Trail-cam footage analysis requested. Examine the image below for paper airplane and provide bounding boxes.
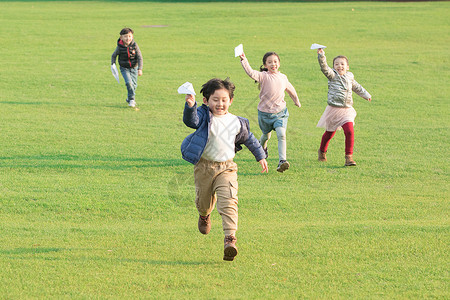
[234,44,244,57]
[310,43,327,50]
[177,82,196,95]
[111,63,120,84]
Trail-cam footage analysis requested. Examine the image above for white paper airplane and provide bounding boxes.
[310,43,327,50]
[111,63,120,84]
[177,82,196,95]
[234,44,244,57]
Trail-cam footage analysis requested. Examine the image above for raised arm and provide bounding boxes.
[240,53,263,82]
[317,49,335,80]
[183,94,201,129]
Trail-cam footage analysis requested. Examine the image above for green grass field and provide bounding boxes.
[1,1,449,298]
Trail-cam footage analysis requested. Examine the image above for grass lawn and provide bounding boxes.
[0,1,448,298]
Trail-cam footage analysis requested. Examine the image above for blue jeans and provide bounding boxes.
[120,66,138,100]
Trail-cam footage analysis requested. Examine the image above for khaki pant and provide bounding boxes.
[194,157,238,236]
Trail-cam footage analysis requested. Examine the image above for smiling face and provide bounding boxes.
[203,88,233,116]
[264,54,280,74]
[120,32,133,46]
[333,57,349,75]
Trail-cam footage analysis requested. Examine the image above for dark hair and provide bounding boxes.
[120,28,134,35]
[259,51,280,72]
[200,78,235,100]
[333,55,349,65]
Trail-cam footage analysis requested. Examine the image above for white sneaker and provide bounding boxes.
[128,100,136,108]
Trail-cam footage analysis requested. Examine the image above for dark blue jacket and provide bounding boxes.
[181,103,265,165]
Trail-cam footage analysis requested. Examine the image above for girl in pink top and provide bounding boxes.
[239,52,301,172]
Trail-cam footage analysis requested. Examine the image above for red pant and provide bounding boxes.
[319,122,354,155]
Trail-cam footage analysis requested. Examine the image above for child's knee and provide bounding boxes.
[216,180,238,202]
[262,132,271,139]
[195,194,215,216]
[275,127,286,140]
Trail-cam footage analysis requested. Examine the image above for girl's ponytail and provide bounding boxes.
[256,65,268,89]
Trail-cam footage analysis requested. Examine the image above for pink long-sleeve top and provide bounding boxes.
[241,58,300,114]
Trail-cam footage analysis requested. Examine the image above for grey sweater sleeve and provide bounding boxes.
[352,79,372,100]
[318,53,335,80]
[135,43,143,70]
[111,47,119,65]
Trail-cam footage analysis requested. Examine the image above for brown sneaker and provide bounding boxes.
[198,214,211,235]
[276,160,290,173]
[345,155,356,166]
[223,235,238,261]
[318,149,327,162]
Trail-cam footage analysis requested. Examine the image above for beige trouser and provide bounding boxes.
[194,157,238,236]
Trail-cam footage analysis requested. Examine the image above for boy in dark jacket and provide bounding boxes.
[111,28,143,108]
[181,78,268,261]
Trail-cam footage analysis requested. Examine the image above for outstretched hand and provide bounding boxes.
[317,48,324,55]
[185,94,196,107]
[259,159,268,173]
[239,52,246,61]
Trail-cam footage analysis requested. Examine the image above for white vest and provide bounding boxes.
[202,113,241,162]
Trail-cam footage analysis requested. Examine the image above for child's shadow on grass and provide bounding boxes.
[322,165,347,170]
[0,247,62,255]
[0,154,186,170]
[0,248,215,266]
